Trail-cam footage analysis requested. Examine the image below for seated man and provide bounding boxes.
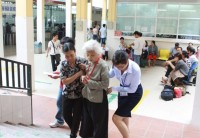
[184,47,198,83]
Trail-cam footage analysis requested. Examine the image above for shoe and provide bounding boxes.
[49,121,64,128]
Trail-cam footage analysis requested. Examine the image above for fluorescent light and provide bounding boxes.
[157,9,167,12]
[180,10,196,12]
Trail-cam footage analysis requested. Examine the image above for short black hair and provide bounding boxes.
[103,24,106,27]
[133,31,140,36]
[188,47,196,54]
[174,52,182,60]
[62,42,76,53]
[152,40,155,45]
[175,42,179,46]
[182,50,189,58]
[112,50,129,65]
[52,32,58,37]
[120,37,124,40]
[60,37,75,45]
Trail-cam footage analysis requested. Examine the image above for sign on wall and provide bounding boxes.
[2,3,16,14]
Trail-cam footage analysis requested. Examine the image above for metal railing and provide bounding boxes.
[0,57,33,124]
[0,57,32,96]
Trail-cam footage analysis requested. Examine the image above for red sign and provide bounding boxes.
[115,31,122,36]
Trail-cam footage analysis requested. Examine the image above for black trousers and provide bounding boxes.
[102,51,108,60]
[165,57,175,77]
[50,55,59,71]
[80,91,108,138]
[62,96,83,137]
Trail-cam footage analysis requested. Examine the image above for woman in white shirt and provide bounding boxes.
[46,32,61,71]
[107,50,143,138]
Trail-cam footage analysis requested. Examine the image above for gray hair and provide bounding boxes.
[82,40,102,55]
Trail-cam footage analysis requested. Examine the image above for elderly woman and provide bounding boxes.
[80,40,109,138]
[107,50,143,138]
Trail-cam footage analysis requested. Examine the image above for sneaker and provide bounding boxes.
[49,121,64,128]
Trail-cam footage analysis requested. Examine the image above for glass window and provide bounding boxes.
[116,17,135,31]
[117,3,135,16]
[136,3,156,17]
[157,19,177,34]
[157,4,179,18]
[179,19,200,35]
[179,4,200,18]
[116,2,200,39]
[135,17,155,34]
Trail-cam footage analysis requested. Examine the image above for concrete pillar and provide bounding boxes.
[102,0,107,25]
[75,0,88,57]
[87,0,92,28]
[191,48,200,127]
[107,0,116,58]
[37,0,45,53]
[65,0,72,37]
[16,0,35,90]
[0,0,4,57]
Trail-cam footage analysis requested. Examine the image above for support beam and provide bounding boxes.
[87,0,92,28]
[75,0,88,57]
[191,48,200,127]
[0,0,4,57]
[37,0,45,52]
[16,0,35,91]
[102,0,107,25]
[65,0,72,37]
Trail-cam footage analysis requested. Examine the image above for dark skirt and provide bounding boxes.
[115,84,143,117]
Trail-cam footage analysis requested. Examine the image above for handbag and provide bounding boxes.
[51,41,61,62]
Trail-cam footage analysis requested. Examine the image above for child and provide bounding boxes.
[102,42,109,61]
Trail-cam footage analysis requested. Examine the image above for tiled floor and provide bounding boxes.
[32,95,200,138]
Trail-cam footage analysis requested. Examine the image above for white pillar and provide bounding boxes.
[16,0,35,90]
[75,0,88,57]
[102,0,107,25]
[87,1,92,28]
[0,0,4,57]
[191,48,200,127]
[65,0,72,37]
[37,0,45,52]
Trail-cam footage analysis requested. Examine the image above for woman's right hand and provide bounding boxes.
[107,87,112,94]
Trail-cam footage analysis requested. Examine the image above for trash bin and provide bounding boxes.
[34,41,42,54]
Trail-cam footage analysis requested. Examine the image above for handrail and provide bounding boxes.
[0,57,32,96]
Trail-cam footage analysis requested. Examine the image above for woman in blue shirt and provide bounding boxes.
[107,50,143,138]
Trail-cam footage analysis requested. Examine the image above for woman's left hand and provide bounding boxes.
[79,63,86,70]
[107,87,112,94]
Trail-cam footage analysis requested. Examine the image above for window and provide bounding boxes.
[116,2,200,40]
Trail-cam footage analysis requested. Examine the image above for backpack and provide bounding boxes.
[161,86,174,101]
